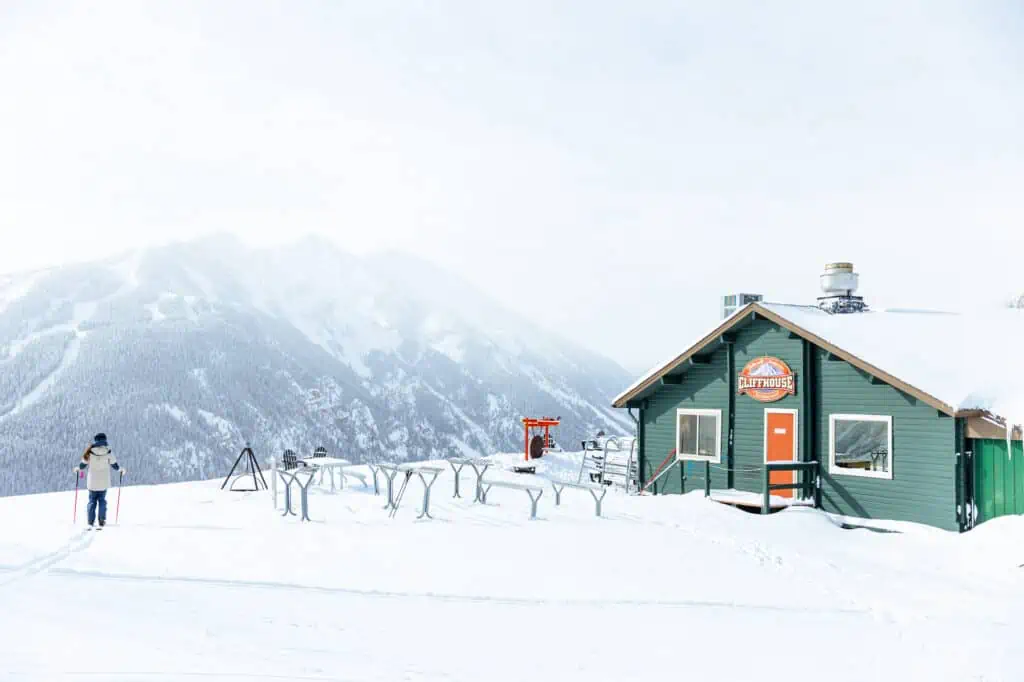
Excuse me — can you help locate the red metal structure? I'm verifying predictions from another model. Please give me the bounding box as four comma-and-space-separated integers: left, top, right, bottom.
521, 417, 560, 461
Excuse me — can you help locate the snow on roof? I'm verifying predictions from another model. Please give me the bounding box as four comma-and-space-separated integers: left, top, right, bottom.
760, 303, 1024, 422
612, 304, 750, 407
616, 301, 1024, 426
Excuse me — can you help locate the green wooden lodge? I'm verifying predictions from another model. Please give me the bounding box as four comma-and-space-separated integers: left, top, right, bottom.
613, 265, 1024, 532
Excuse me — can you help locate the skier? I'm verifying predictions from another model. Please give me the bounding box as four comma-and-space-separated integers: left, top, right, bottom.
74, 433, 124, 528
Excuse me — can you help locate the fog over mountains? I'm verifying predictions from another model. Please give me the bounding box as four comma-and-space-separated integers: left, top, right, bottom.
0, 235, 632, 496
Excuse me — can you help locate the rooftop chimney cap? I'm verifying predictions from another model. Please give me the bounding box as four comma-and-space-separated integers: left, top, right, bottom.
818, 262, 867, 313
820, 262, 859, 296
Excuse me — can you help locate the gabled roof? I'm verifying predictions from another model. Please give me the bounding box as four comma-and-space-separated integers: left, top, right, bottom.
614, 302, 1024, 424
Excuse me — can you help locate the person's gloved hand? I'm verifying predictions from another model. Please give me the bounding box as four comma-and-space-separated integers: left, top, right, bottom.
72, 467, 79, 475
119, 468, 127, 477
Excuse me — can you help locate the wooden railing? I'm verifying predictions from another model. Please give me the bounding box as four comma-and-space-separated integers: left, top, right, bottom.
761, 461, 820, 514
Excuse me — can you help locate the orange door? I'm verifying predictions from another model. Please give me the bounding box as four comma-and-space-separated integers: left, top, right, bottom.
765, 411, 797, 499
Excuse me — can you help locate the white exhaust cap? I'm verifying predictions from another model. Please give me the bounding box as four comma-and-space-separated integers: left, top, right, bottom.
820, 262, 859, 296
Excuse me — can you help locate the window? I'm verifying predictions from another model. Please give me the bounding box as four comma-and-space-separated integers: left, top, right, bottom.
676, 409, 722, 463
829, 414, 893, 479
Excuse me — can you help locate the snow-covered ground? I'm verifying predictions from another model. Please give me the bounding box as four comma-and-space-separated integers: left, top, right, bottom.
1, 451, 1023, 681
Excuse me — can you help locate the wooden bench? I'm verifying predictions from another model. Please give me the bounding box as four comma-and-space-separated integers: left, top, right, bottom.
479, 478, 545, 520
550, 479, 608, 517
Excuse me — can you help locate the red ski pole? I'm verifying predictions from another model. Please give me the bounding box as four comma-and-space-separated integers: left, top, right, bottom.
73, 471, 81, 524
115, 471, 123, 524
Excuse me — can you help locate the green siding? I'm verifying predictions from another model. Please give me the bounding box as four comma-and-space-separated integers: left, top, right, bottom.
973, 438, 1024, 523
637, 315, 959, 530
731, 319, 805, 493
640, 317, 805, 495
816, 348, 958, 531
640, 344, 729, 494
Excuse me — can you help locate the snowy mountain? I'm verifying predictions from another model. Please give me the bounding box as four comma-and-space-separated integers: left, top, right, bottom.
0, 235, 632, 496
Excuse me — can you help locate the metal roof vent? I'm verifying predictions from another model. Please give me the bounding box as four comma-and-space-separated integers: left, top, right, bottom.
817, 262, 867, 314
722, 293, 763, 319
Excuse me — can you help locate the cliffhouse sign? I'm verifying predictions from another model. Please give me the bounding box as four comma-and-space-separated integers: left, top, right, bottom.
737, 357, 796, 402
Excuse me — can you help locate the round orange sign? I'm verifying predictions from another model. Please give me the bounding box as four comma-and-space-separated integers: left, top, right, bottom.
737, 357, 795, 402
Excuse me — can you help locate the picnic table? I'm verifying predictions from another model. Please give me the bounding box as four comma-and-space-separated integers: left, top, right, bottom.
299, 456, 352, 492
379, 463, 446, 519
447, 457, 492, 502
273, 467, 317, 522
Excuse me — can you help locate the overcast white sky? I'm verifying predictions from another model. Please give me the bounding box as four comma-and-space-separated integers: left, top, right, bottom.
1, 1, 1022, 373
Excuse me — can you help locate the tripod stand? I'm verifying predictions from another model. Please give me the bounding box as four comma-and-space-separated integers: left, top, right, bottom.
221, 445, 268, 491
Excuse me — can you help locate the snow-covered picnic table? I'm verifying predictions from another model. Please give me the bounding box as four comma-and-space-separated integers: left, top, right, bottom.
272, 467, 317, 522
446, 457, 492, 502
378, 463, 446, 519
299, 456, 352, 492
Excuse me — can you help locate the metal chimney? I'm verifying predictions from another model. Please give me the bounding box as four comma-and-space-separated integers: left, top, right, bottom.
817, 262, 867, 314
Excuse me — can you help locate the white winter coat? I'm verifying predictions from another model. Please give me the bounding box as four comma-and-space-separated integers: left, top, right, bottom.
83, 447, 118, 491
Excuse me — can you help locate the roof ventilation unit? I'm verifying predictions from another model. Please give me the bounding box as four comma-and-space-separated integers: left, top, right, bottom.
722, 293, 763, 319
817, 262, 867, 314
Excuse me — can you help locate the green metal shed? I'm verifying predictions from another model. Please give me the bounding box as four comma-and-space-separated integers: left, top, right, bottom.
972, 439, 1024, 523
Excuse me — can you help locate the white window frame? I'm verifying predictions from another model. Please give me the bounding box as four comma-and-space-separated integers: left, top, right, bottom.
828, 414, 893, 480
675, 408, 722, 463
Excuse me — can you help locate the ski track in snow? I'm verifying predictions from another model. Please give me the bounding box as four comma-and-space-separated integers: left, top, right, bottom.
44, 566, 873, 616
0, 530, 95, 588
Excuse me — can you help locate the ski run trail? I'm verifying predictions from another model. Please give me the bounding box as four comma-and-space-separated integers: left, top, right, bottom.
0, 451, 1022, 681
